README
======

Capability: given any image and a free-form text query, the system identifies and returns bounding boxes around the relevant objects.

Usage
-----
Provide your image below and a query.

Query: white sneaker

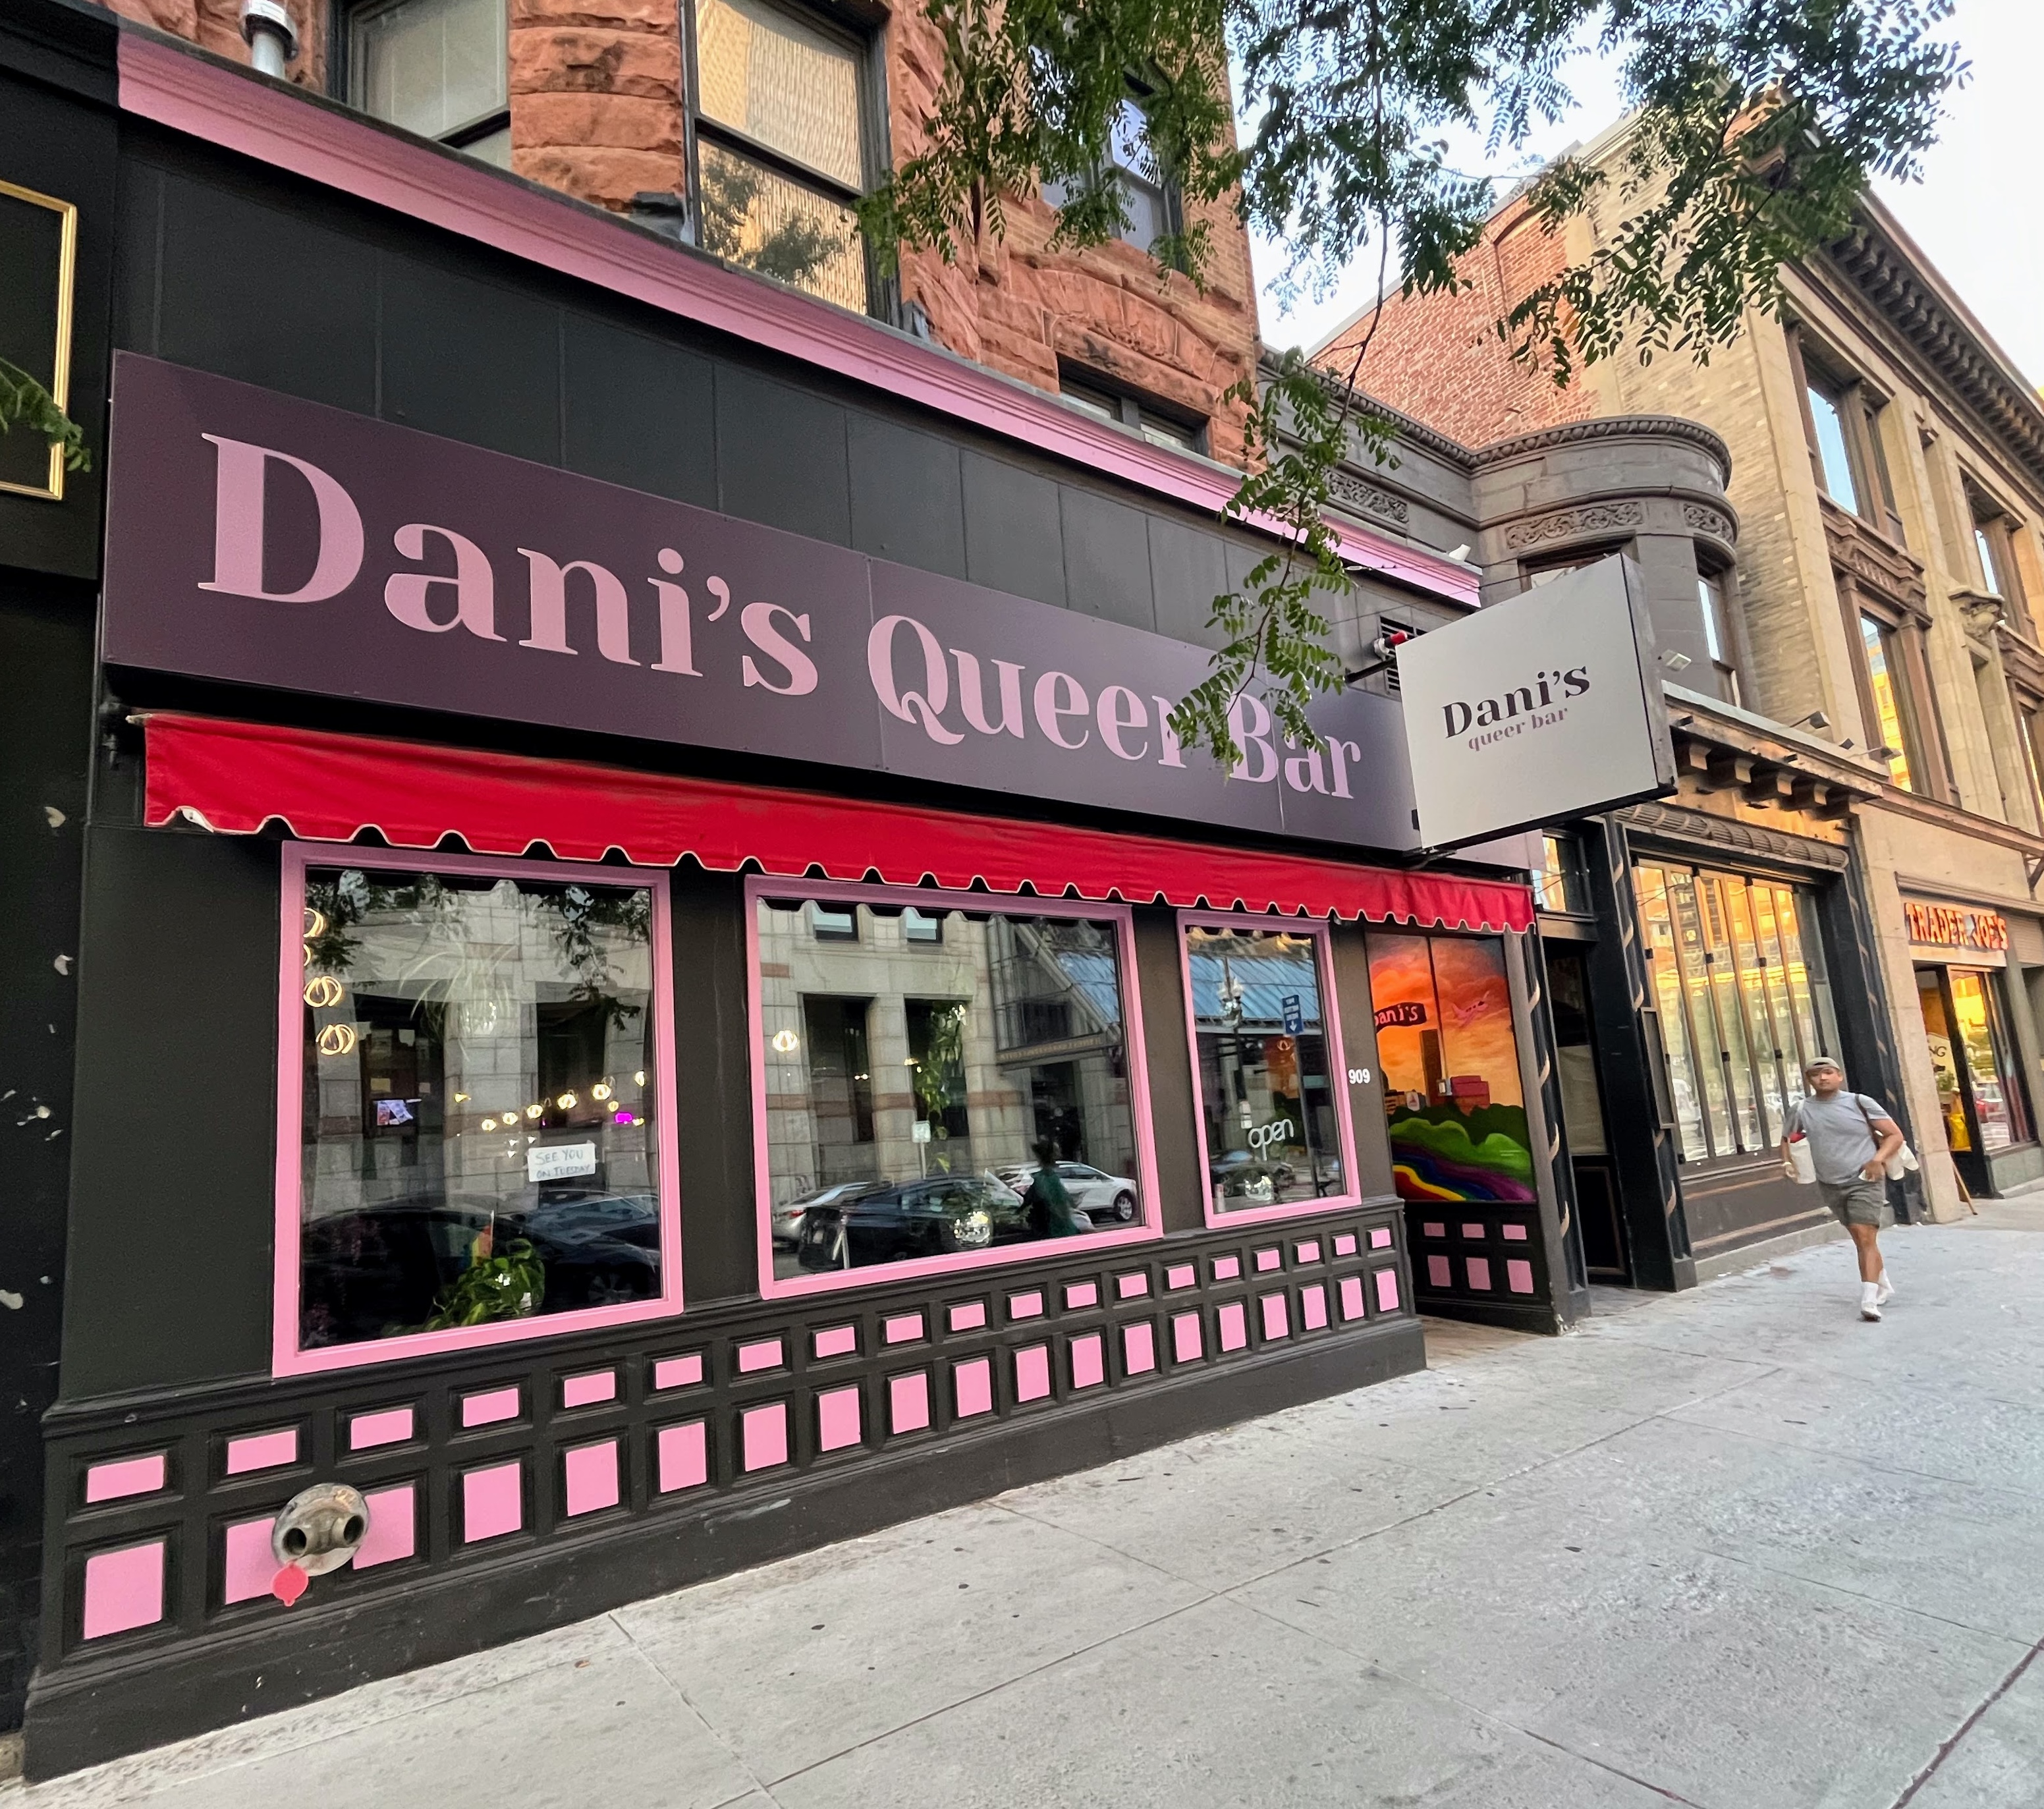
[1875,1275,1894,1306]
[1860,1283,1882,1322]
[1860,1300,1883,1322]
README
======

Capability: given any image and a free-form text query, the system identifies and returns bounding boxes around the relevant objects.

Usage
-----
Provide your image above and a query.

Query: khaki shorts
[1817,1178,1890,1228]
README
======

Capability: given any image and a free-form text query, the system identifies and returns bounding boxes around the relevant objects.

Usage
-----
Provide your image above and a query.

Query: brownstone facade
[94,0,1259,463]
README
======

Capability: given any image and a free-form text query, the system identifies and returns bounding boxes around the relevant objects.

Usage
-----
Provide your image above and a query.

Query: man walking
[1782,1058,1905,1320]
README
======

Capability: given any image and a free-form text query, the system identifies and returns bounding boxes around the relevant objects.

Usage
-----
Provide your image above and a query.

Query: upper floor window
[1858,610,1920,791]
[1794,336,1905,543]
[1060,367,1206,454]
[346,0,511,166]
[1043,94,1184,264]
[1536,832,1591,915]
[1697,569,1742,708]
[1968,484,2031,629]
[688,0,874,313]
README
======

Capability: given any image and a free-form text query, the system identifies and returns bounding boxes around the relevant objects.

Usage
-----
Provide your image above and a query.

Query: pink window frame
[746,875,1163,1299]
[1177,910,1362,1230]
[274,842,684,1376]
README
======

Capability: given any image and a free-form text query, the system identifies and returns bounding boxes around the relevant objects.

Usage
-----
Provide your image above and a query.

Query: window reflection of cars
[300,1193,659,1347]
[993,1161,1138,1223]
[771,1181,881,1250]
[1209,1148,1290,1204]
[795,1173,1027,1270]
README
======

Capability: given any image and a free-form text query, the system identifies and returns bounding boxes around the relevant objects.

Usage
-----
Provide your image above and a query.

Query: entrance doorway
[1546,943,1627,1280]
[1916,964,2032,1198]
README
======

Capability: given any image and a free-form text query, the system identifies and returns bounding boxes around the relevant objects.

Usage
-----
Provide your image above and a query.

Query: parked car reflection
[793,1172,1038,1272]
[771,1181,883,1250]
[300,1192,659,1347]
[993,1160,1138,1223]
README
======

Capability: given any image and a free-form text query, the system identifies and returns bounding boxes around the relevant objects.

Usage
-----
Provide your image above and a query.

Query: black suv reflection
[794,1175,1027,1271]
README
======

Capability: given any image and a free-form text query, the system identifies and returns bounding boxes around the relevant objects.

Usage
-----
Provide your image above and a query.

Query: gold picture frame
[0,175,80,503]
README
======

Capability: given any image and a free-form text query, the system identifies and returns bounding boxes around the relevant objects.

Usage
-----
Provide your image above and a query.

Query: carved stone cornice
[1828,214,2044,491]
[1474,414,1732,481]
[1619,800,1852,870]
[1502,500,1645,549]
[1683,501,1734,543]
[1820,497,1928,619]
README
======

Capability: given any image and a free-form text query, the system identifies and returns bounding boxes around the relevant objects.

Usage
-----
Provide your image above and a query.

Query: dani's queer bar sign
[102,354,1427,854]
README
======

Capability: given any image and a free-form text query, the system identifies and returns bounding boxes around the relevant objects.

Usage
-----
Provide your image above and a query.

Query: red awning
[140,713,1534,933]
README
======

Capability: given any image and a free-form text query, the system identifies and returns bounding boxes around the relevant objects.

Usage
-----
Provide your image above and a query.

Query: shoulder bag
[1856,1094,1920,1180]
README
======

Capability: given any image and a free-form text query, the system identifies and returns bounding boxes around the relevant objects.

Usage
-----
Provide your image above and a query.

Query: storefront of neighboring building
[0,16,1590,1778]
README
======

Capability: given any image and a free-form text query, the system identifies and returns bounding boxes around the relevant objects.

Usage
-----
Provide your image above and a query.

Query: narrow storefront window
[1719,877,1786,1142]
[1948,968,2031,1150]
[1366,931,1533,1206]
[1859,613,1916,791]
[1694,874,1766,1150]
[1184,920,1349,1219]
[288,851,673,1371]
[1663,871,1739,1155]
[756,886,1150,1286]
[1635,866,1709,1161]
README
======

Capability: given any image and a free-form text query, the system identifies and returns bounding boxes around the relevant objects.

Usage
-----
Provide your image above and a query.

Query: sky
[1250,0,2044,390]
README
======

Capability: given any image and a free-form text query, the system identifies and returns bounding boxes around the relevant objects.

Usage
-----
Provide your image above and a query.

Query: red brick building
[98,0,1259,460]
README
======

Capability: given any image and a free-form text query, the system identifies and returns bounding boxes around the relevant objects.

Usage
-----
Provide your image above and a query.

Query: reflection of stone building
[303,876,655,1220]
[756,903,1135,1204]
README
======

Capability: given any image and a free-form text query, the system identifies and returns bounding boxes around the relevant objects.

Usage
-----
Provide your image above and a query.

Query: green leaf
[0,357,90,473]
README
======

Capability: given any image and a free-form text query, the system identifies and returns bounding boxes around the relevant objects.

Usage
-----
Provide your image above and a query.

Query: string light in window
[557,1092,578,1109]
[771,1029,800,1053]
[592,1081,613,1101]
[525,1103,543,1120]
[634,1071,646,1086]
[481,1117,498,1131]
[316,1023,357,1058]
[303,975,344,1009]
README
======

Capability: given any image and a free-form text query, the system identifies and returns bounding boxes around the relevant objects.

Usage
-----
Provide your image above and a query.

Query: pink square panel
[355,1484,416,1569]
[223,1517,275,1605]
[1462,1223,1485,1241]
[1064,1281,1098,1310]
[1014,1344,1052,1403]
[1211,1255,1241,1281]
[1115,1272,1149,1300]
[563,1370,617,1407]
[735,1339,783,1375]
[1008,1290,1045,1320]
[883,1312,924,1346]
[889,1372,931,1435]
[85,1454,166,1504]
[813,1325,858,1360]
[657,1420,709,1492]
[1254,1248,1281,1273]
[1507,1259,1535,1294]
[1427,1255,1452,1288]
[564,1441,621,1517]
[1422,1221,1446,1239]
[1070,1332,1105,1389]
[461,1386,521,1428]
[1122,1322,1156,1374]
[1260,1293,1290,1341]
[1331,1234,1358,1258]
[1295,1240,1321,1264]
[1468,1257,1493,1291]
[1503,1223,1530,1241]
[224,1428,297,1476]
[1370,1227,1395,1249]
[1300,1283,1328,1331]
[653,1354,704,1391]
[741,1403,789,1471]
[953,1356,994,1418]
[1165,1263,1197,1291]
[1338,1275,1366,1320]
[82,1541,164,1640]
[817,1384,863,1451]
[947,1301,987,1332]
[348,1408,414,1452]
[1375,1268,1400,1312]
[1217,1301,1248,1352]
[1171,1311,1203,1364]
[462,1461,522,1542]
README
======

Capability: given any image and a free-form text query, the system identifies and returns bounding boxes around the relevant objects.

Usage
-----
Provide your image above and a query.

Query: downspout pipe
[239,0,298,78]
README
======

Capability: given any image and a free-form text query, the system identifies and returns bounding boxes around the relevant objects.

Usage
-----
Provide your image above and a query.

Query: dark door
[1547,943,1629,1281]
[1918,967,1989,1196]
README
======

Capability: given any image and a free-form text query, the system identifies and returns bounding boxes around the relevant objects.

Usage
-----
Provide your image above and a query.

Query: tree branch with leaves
[856,0,1962,763]
[0,357,88,476]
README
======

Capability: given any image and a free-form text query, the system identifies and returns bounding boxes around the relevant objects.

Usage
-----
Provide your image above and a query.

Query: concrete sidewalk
[17,1207,2044,1809]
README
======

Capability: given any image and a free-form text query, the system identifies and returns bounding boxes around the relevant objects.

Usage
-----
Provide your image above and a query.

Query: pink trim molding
[814,1325,858,1360]
[1165,1263,1197,1290]
[947,1301,987,1332]
[657,1420,709,1491]
[1339,1275,1366,1320]
[224,1429,297,1476]
[889,1372,931,1434]
[1295,1240,1321,1264]
[1507,1258,1535,1294]
[115,36,1477,609]
[1115,1272,1149,1300]
[1178,911,1365,1231]
[736,1339,784,1375]
[86,1454,167,1503]
[748,877,1161,1300]
[223,1518,275,1605]
[355,1484,416,1569]
[1070,1332,1106,1389]
[1014,1345,1052,1403]
[1064,1282,1099,1310]
[1300,1282,1329,1331]
[817,1385,863,1451]
[1371,1227,1395,1249]
[1008,1291,1045,1320]
[563,1371,618,1408]
[653,1354,704,1390]
[1171,1311,1203,1363]
[1217,1301,1248,1352]
[83,1541,164,1640]
[953,1356,994,1417]
[564,1441,621,1516]
[462,1462,523,1542]
[1260,1293,1290,1341]
[1211,1255,1241,1281]
[273,845,684,1376]
[741,1403,788,1470]
[1122,1322,1157,1374]
[1376,1267,1400,1312]
[881,1313,925,1346]
[348,1408,414,1451]
[1331,1234,1358,1258]
[461,1387,522,1428]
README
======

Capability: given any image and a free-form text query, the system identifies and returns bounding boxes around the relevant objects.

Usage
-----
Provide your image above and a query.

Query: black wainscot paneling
[1059,484,1155,630]
[715,366,851,545]
[379,255,563,462]
[848,411,966,578]
[962,449,1065,608]
[563,314,717,510]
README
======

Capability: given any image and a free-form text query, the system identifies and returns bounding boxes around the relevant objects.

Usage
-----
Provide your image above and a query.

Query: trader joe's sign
[1904,900,2010,955]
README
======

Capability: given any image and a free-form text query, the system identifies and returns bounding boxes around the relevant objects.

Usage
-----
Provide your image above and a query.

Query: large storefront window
[1182,920,1350,1222]
[285,849,676,1373]
[754,884,1152,1288]
[1918,965,2032,1161]
[1366,932,1533,1204]
[1634,862,1837,1163]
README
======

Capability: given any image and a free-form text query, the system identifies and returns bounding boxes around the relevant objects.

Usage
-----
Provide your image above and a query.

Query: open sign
[1246,1118,1294,1155]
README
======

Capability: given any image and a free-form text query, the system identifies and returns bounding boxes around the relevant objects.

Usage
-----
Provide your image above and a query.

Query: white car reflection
[994,1161,1139,1223]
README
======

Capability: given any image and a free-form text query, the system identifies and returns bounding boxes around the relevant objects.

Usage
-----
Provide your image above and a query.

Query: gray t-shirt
[1788,1091,1891,1185]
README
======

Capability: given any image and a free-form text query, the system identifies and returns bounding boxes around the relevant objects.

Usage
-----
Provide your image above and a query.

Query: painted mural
[1366,932,1535,1204]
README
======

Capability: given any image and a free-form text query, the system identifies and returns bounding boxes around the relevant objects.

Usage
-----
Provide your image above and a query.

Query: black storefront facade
[0,11,1582,1775]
